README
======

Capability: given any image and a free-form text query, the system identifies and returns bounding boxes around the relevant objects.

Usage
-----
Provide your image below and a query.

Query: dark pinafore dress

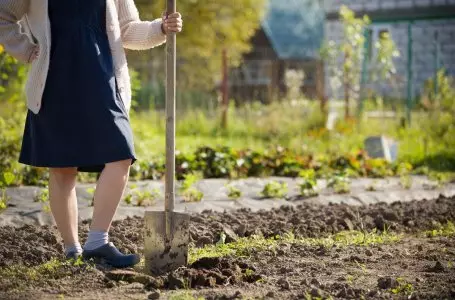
[19,0,136,173]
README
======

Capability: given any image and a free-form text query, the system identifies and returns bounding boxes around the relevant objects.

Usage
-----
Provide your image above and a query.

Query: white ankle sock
[84,230,109,251]
[65,242,83,255]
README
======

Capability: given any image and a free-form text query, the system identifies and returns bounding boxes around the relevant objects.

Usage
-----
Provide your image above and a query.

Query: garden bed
[1,195,454,299]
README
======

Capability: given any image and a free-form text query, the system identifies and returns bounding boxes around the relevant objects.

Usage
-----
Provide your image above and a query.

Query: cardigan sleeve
[116,0,166,50]
[0,0,36,63]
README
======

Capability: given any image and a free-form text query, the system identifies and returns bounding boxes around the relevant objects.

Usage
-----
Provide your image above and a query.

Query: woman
[0,0,182,268]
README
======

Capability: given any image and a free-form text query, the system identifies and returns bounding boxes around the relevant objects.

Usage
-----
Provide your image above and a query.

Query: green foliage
[0,46,27,102]
[167,291,204,300]
[189,229,400,264]
[321,6,370,117]
[261,181,288,199]
[182,187,204,203]
[327,173,351,194]
[0,257,91,288]
[400,175,412,190]
[372,31,400,83]
[0,188,8,211]
[123,188,161,207]
[419,70,455,157]
[34,187,50,212]
[298,169,319,198]
[425,221,455,238]
[366,180,378,191]
[226,184,242,199]
[390,278,414,296]
[180,173,204,203]
[180,172,202,191]
[135,0,265,91]
[0,172,15,212]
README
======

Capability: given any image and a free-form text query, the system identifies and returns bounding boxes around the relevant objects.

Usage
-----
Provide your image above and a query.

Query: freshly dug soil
[1,197,454,299]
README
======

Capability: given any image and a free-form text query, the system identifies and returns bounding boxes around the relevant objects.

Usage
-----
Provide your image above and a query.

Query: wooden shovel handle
[165,0,176,213]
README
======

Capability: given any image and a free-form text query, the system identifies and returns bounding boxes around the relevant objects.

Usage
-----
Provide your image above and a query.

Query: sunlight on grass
[189,230,401,264]
[0,257,88,283]
[424,221,455,238]
[167,291,204,300]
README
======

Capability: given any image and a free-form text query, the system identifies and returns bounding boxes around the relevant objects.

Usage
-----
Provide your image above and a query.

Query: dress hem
[18,155,137,173]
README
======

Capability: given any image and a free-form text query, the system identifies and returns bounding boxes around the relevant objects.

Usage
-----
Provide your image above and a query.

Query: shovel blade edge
[144,211,190,275]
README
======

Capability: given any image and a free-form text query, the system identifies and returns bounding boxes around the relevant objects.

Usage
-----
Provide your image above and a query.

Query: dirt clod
[277,278,291,290]
[377,277,399,289]
[147,290,160,299]
[427,260,445,273]
[167,273,184,290]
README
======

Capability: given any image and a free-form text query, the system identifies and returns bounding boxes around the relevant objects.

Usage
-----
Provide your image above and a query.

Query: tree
[133,0,266,91]
[321,6,370,120]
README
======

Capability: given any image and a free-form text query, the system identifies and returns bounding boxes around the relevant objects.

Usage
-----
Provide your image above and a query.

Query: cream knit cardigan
[0,0,166,114]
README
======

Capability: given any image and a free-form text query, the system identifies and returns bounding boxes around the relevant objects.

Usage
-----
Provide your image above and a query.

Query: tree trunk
[221,48,229,129]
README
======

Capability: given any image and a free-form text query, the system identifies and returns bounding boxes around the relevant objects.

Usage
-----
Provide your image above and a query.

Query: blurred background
[1,0,455,186]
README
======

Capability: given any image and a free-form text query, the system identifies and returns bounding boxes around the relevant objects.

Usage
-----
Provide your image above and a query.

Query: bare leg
[82,159,140,267]
[90,159,131,232]
[48,167,79,248]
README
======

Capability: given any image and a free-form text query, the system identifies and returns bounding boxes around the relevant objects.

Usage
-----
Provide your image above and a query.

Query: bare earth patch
[1,197,454,299]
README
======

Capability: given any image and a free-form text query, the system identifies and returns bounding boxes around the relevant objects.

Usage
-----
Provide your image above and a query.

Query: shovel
[144,0,189,275]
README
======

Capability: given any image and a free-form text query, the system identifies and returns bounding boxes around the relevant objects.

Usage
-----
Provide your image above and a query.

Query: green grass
[390,277,414,296]
[129,105,455,172]
[424,221,455,238]
[189,230,401,264]
[0,257,88,283]
[167,291,204,300]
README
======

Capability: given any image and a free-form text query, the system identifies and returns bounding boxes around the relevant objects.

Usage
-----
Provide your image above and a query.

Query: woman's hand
[30,46,39,62]
[161,12,183,34]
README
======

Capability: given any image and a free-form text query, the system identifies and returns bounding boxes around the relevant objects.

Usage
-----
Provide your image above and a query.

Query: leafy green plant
[390,277,414,296]
[400,175,412,190]
[0,188,9,211]
[226,184,242,199]
[425,221,455,237]
[182,187,204,203]
[366,180,379,191]
[34,187,50,212]
[320,6,371,119]
[123,188,161,206]
[180,172,202,192]
[428,171,451,187]
[261,181,288,199]
[123,192,133,205]
[328,174,351,194]
[135,189,161,207]
[0,172,14,211]
[298,169,318,198]
[180,172,204,203]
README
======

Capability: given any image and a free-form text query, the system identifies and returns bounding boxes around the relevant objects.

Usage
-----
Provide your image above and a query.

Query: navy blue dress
[19,0,136,173]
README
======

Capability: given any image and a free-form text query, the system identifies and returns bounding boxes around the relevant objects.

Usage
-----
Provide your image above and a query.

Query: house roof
[262,0,324,60]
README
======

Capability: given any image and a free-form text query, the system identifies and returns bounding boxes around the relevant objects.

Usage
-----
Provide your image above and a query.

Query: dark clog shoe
[82,242,140,268]
[65,251,82,261]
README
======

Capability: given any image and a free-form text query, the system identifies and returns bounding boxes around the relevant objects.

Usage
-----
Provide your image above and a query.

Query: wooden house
[229,0,325,103]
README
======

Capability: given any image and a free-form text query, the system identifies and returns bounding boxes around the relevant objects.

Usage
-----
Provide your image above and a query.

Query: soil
[1,197,455,299]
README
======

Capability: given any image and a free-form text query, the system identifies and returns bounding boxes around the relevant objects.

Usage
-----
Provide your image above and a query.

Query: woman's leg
[49,167,81,255]
[84,159,131,250]
[82,159,139,267]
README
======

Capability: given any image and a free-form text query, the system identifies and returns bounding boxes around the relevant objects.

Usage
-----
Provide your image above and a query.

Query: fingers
[32,46,39,61]
[162,12,183,33]
[164,12,181,19]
